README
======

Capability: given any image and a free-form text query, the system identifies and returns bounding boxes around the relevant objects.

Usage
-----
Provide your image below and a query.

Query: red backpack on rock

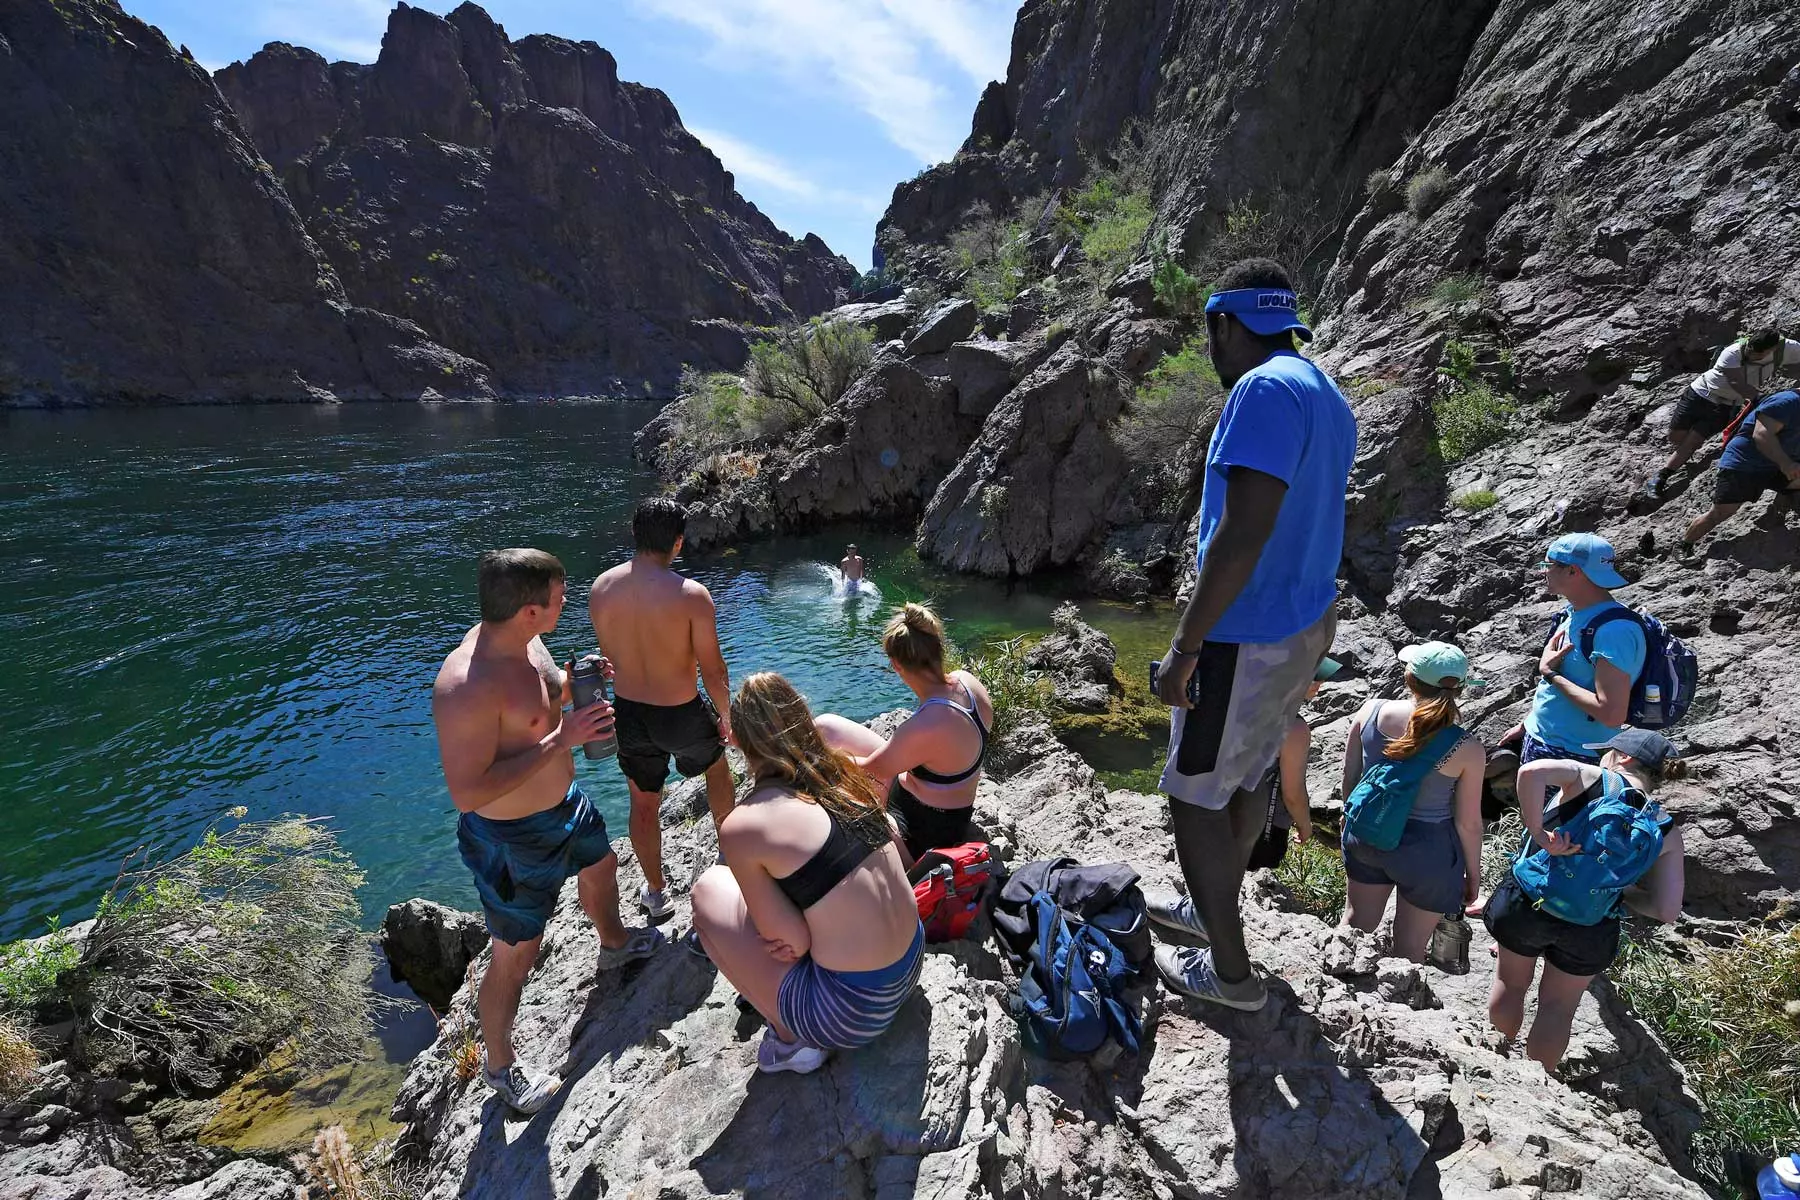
[911,843,996,942]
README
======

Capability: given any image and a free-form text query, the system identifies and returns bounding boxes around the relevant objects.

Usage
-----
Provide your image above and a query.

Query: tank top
[1360,700,1459,823]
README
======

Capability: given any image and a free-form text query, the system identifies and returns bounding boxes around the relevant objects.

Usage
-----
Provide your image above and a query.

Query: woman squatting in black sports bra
[689,673,924,1075]
[813,603,996,865]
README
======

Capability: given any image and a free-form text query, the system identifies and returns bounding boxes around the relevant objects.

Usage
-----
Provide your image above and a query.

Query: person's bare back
[589,559,713,706]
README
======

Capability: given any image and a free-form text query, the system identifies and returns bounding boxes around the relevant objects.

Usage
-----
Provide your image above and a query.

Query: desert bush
[67,815,376,1090]
[1480,810,1524,894]
[1114,334,1222,511]
[1407,167,1453,218]
[948,203,1033,310]
[1080,192,1153,288]
[1274,837,1346,923]
[1366,169,1402,211]
[960,636,1054,744]
[1149,232,1204,317]
[1422,274,1491,310]
[0,923,80,1020]
[0,1017,37,1104]
[1433,382,1515,464]
[744,317,874,436]
[1616,925,1800,1187]
[1453,489,1499,512]
[668,367,751,457]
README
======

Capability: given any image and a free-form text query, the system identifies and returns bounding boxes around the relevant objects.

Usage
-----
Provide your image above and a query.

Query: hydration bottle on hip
[569,655,617,761]
[1640,684,1664,729]
[1759,1154,1800,1199]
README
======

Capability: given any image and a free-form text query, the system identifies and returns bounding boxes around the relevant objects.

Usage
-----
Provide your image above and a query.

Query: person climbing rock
[815,603,994,865]
[1338,643,1486,963]
[432,549,663,1115]
[1143,258,1358,1012]
[1509,533,1645,766]
[1642,328,1798,501]
[589,497,737,923]
[1681,388,1800,550]
[1472,728,1687,1072]
[691,673,924,1075]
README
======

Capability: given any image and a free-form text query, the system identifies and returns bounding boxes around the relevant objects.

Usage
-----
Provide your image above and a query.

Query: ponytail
[1383,674,1461,760]
[1649,756,1688,787]
[882,602,948,680]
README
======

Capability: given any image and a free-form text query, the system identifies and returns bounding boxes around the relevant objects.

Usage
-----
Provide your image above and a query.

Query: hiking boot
[1154,945,1267,1012]
[595,926,664,972]
[485,1061,559,1115]
[1144,892,1210,943]
[639,884,675,922]
[755,1028,830,1075]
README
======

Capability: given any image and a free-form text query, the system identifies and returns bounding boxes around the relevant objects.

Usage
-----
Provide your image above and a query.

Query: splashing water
[818,562,883,603]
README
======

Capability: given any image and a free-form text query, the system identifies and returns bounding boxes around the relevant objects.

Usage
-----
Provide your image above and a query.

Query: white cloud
[632,0,1018,164]
[257,0,389,63]
[688,125,820,197]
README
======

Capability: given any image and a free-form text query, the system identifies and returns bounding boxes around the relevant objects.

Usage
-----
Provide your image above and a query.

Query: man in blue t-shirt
[1682,389,1800,548]
[1146,258,1358,1012]
[1516,533,1647,765]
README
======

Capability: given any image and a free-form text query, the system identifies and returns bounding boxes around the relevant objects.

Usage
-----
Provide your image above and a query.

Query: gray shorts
[1343,819,1466,916]
[1159,609,1336,810]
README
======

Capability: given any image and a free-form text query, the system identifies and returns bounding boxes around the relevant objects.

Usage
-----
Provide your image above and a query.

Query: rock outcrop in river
[214,2,857,397]
[390,714,1708,1198]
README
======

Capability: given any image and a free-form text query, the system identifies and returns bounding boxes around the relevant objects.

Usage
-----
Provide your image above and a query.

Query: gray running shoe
[639,884,675,922]
[1154,945,1267,1012]
[595,926,664,972]
[485,1061,559,1114]
[755,1028,830,1075]
[1144,892,1210,943]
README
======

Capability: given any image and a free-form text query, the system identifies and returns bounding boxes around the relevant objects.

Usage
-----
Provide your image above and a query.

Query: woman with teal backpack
[1339,643,1487,962]
[1476,727,1687,1071]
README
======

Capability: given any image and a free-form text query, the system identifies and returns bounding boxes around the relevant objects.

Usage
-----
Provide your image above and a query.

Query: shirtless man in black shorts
[589,498,736,921]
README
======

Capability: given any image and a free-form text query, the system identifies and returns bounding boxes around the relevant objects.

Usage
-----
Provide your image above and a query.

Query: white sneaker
[639,884,675,922]
[756,1027,830,1075]
[484,1061,559,1114]
[1144,892,1210,943]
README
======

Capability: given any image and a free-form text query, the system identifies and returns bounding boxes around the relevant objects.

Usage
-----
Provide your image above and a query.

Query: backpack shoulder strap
[1577,605,1641,661]
[1421,722,1468,768]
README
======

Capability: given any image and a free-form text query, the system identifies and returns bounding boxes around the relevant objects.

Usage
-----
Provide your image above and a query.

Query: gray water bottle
[569,656,617,761]
[1640,683,1664,728]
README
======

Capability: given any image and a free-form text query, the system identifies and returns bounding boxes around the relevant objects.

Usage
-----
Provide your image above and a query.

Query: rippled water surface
[0,402,1171,941]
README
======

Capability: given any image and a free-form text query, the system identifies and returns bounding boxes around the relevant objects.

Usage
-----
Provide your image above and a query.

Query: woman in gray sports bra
[1338,642,1487,962]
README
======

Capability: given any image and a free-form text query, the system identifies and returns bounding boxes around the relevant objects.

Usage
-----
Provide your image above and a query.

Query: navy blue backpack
[1013,891,1141,1058]
[1545,606,1698,731]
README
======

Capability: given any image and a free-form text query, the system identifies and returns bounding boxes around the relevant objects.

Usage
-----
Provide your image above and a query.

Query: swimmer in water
[841,544,865,584]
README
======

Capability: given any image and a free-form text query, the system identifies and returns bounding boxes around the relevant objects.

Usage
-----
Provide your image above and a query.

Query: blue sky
[126,0,1023,269]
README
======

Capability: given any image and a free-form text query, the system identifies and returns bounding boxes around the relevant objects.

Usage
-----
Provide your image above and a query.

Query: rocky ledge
[391,716,1708,1198]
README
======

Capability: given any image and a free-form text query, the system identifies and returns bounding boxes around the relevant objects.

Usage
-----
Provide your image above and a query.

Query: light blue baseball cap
[1544,532,1627,588]
[1204,287,1313,341]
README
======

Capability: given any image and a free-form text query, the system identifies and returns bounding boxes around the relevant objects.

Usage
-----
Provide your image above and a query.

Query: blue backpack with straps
[1343,719,1467,852]
[1545,605,1697,731]
[1511,768,1668,926]
[1013,891,1141,1058]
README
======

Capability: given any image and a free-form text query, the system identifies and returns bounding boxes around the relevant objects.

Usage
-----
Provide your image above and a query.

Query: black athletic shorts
[1482,875,1621,977]
[613,695,725,793]
[886,779,973,862]
[1715,466,1793,505]
[1670,387,1733,437]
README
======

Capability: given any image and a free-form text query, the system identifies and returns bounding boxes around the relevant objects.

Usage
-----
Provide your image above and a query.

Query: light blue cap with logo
[1545,532,1627,588]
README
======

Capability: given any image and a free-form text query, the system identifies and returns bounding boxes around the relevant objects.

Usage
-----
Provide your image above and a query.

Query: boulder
[391,716,1708,1199]
[904,299,979,356]
[380,899,489,1011]
[830,298,915,343]
[944,338,1037,420]
[1024,602,1119,713]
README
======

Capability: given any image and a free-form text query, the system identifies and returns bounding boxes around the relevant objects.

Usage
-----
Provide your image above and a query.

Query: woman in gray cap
[1476,727,1688,1071]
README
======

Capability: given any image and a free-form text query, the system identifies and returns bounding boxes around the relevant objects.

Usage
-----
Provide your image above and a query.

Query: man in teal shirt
[1520,533,1646,764]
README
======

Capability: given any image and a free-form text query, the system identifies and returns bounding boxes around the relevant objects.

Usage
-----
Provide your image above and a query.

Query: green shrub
[1480,811,1524,894]
[1080,191,1152,286]
[744,317,874,435]
[1433,382,1515,463]
[960,636,1054,743]
[68,816,376,1090]
[1274,837,1346,922]
[0,923,80,1020]
[1366,169,1401,208]
[1149,232,1204,317]
[1115,334,1222,510]
[1453,489,1499,512]
[1407,167,1453,218]
[1616,926,1800,1187]
[670,367,751,456]
[1424,274,1490,310]
[948,204,1032,310]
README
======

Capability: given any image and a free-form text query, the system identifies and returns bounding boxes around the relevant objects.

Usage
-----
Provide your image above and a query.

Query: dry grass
[0,1016,39,1104]
[294,1126,426,1200]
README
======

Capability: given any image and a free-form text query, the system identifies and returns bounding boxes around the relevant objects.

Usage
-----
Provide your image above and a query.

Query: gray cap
[1582,727,1678,771]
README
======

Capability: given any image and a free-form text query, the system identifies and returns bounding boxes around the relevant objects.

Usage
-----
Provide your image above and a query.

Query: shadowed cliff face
[214,1,857,397]
[0,0,491,404]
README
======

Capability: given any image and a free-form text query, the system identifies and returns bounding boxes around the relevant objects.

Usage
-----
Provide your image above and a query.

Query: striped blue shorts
[777,922,924,1050]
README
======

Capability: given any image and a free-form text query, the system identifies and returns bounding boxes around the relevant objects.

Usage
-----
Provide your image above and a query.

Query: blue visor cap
[1205,288,1313,341]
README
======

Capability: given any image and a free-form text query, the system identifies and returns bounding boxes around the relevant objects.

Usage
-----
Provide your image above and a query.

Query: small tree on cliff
[744,317,874,434]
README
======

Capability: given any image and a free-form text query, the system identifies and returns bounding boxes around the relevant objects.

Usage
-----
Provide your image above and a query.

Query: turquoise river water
[0,401,1173,943]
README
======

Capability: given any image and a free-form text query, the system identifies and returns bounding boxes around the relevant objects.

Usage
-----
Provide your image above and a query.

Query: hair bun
[1660,757,1689,782]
